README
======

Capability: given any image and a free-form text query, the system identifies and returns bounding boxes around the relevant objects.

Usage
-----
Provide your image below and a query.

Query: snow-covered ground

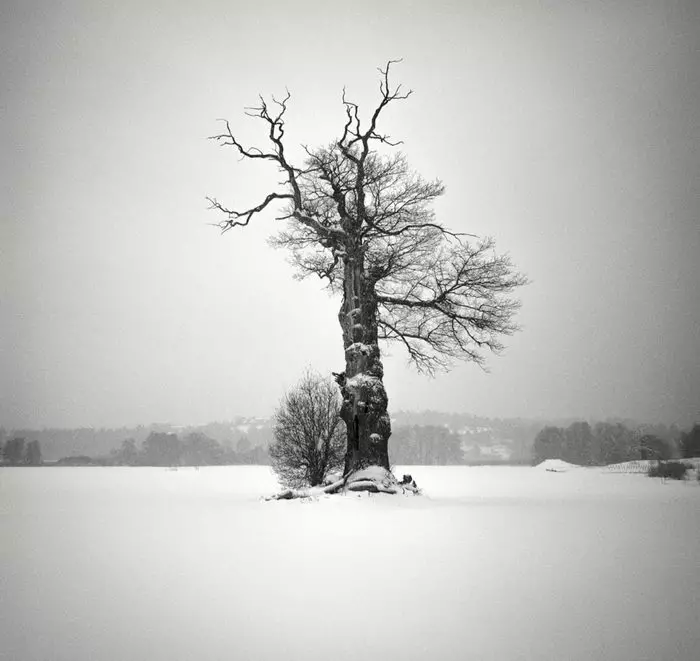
[2,466,699,661]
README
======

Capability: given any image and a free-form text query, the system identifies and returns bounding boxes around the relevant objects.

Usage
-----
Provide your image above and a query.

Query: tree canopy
[209,61,526,374]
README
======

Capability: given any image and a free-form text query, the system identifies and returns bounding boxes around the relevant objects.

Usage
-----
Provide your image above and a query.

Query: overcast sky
[2,0,699,429]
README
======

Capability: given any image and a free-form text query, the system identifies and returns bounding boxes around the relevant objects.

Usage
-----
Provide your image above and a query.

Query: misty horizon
[2,408,689,436]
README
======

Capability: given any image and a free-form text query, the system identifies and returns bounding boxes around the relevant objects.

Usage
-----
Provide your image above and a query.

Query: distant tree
[238,444,271,466]
[391,426,420,465]
[111,438,140,465]
[429,426,463,465]
[181,432,224,466]
[391,425,463,465]
[679,424,700,458]
[563,421,594,465]
[532,427,565,465]
[269,371,346,488]
[3,437,26,465]
[236,436,251,454]
[534,422,677,466]
[637,422,682,450]
[592,422,636,464]
[25,440,42,465]
[142,432,182,466]
[637,434,671,461]
[209,61,526,486]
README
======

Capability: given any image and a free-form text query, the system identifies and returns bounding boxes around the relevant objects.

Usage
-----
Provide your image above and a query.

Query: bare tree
[269,370,346,488]
[209,61,526,483]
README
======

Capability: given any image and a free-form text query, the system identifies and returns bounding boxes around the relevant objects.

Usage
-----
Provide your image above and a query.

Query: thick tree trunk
[336,254,391,474]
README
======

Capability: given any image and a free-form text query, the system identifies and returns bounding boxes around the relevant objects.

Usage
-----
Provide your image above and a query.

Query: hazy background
[2,0,699,429]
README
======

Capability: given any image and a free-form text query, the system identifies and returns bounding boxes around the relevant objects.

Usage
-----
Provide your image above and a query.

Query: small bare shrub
[269,370,346,488]
[647,461,690,480]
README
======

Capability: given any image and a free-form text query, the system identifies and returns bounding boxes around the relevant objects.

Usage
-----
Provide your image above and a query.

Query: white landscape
[2,465,699,661]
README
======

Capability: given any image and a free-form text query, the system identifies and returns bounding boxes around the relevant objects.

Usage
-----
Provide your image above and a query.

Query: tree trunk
[336,254,391,474]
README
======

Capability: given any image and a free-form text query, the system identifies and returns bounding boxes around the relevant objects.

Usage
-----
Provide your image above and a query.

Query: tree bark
[336,253,391,474]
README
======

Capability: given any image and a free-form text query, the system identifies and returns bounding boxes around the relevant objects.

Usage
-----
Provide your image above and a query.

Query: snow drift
[534,458,581,472]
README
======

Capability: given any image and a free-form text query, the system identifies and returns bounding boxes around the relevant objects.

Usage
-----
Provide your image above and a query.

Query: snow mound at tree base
[342,466,420,494]
[266,466,421,500]
[535,459,581,472]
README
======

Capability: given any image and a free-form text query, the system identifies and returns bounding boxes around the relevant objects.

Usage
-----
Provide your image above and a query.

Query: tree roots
[265,466,420,500]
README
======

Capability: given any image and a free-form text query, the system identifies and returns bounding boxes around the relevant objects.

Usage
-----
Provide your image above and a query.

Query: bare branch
[209,119,279,161]
[375,236,527,371]
[207,192,294,231]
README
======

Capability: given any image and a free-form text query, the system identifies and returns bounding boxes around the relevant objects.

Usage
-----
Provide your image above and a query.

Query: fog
[2,0,699,429]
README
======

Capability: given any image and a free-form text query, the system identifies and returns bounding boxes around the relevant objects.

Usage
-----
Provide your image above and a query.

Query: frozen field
[2,466,699,661]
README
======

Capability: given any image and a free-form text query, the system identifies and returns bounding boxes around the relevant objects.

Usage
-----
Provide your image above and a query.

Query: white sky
[2,0,699,429]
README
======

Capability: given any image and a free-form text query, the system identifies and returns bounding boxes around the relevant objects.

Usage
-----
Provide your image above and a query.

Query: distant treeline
[1,437,43,465]
[0,419,272,462]
[391,425,464,465]
[393,411,542,458]
[55,432,270,467]
[532,422,700,465]
[49,426,528,468]
[1,414,539,464]
[390,424,528,465]
[2,416,697,468]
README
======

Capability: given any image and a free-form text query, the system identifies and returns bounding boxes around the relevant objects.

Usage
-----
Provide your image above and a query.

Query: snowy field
[2,466,699,661]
